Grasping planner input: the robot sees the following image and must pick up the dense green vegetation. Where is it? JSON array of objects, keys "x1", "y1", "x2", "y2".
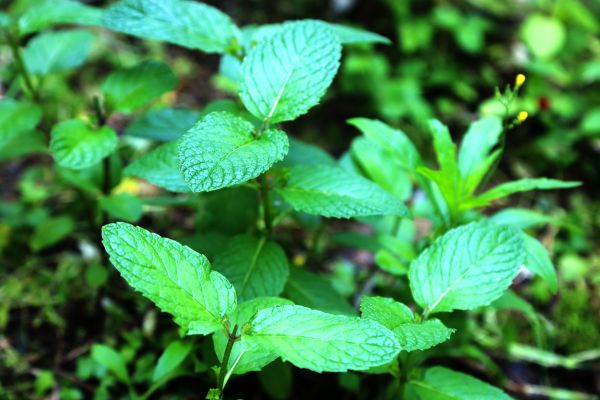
[{"x1": 1, "y1": 0, "x2": 599, "y2": 399}]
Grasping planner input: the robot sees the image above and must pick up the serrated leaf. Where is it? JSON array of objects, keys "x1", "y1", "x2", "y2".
[
  {"x1": 101, "y1": 222, "x2": 236, "y2": 335},
  {"x1": 124, "y1": 142, "x2": 191, "y2": 192},
  {"x1": 91, "y1": 344, "x2": 129, "y2": 384},
  {"x1": 284, "y1": 268, "x2": 355, "y2": 315},
  {"x1": 50, "y1": 120, "x2": 117, "y2": 170},
  {"x1": 409, "y1": 222, "x2": 525, "y2": 315},
  {"x1": 277, "y1": 165, "x2": 408, "y2": 218},
  {"x1": 245, "y1": 305, "x2": 401, "y2": 372},
  {"x1": 470, "y1": 178, "x2": 581, "y2": 207},
  {"x1": 152, "y1": 341, "x2": 192, "y2": 383},
  {"x1": 178, "y1": 112, "x2": 288, "y2": 192},
  {"x1": 523, "y1": 234, "x2": 557, "y2": 292},
  {"x1": 0, "y1": 99, "x2": 42, "y2": 149},
  {"x1": 23, "y1": 30, "x2": 94, "y2": 75},
  {"x1": 18, "y1": 0, "x2": 102, "y2": 35},
  {"x1": 213, "y1": 297, "x2": 293, "y2": 375},
  {"x1": 99, "y1": 193, "x2": 143, "y2": 223},
  {"x1": 360, "y1": 296, "x2": 414, "y2": 328},
  {"x1": 329, "y1": 24, "x2": 390, "y2": 44},
  {"x1": 101, "y1": 61, "x2": 178, "y2": 113},
  {"x1": 213, "y1": 235, "x2": 289, "y2": 301},
  {"x1": 240, "y1": 20, "x2": 341, "y2": 123},
  {"x1": 125, "y1": 108, "x2": 199, "y2": 142},
  {"x1": 102, "y1": 0, "x2": 240, "y2": 53},
  {"x1": 410, "y1": 366, "x2": 511, "y2": 400}
]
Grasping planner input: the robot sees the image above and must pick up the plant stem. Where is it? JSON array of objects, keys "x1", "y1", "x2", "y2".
[
  {"x1": 4, "y1": 29, "x2": 39, "y2": 101},
  {"x1": 259, "y1": 175, "x2": 272, "y2": 235},
  {"x1": 217, "y1": 325, "x2": 239, "y2": 399}
]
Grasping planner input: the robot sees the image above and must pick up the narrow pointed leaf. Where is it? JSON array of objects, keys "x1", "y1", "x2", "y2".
[
  {"x1": 458, "y1": 116, "x2": 502, "y2": 179},
  {"x1": 472, "y1": 178, "x2": 581, "y2": 206},
  {"x1": 523, "y1": 234, "x2": 557, "y2": 292},
  {"x1": 152, "y1": 341, "x2": 192, "y2": 383},
  {"x1": 329, "y1": 24, "x2": 390, "y2": 44}
]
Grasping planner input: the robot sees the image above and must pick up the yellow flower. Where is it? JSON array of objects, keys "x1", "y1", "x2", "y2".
[
  {"x1": 515, "y1": 73, "x2": 526, "y2": 88},
  {"x1": 517, "y1": 111, "x2": 528, "y2": 122},
  {"x1": 113, "y1": 177, "x2": 141, "y2": 195}
]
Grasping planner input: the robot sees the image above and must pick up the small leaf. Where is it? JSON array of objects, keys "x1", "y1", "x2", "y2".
[
  {"x1": 245, "y1": 305, "x2": 401, "y2": 372},
  {"x1": 178, "y1": 112, "x2": 288, "y2": 192},
  {"x1": 18, "y1": 0, "x2": 102, "y2": 35},
  {"x1": 30, "y1": 215, "x2": 75, "y2": 251},
  {"x1": 102, "y1": 222, "x2": 236, "y2": 335},
  {"x1": 213, "y1": 235, "x2": 289, "y2": 301},
  {"x1": 410, "y1": 366, "x2": 511, "y2": 400},
  {"x1": 91, "y1": 344, "x2": 129, "y2": 384},
  {"x1": 409, "y1": 222, "x2": 525, "y2": 315},
  {"x1": 152, "y1": 341, "x2": 192, "y2": 383},
  {"x1": 277, "y1": 165, "x2": 409, "y2": 218},
  {"x1": 285, "y1": 268, "x2": 355, "y2": 315},
  {"x1": 458, "y1": 116, "x2": 502, "y2": 180},
  {"x1": 523, "y1": 234, "x2": 557, "y2": 293},
  {"x1": 50, "y1": 120, "x2": 118, "y2": 170},
  {"x1": 102, "y1": 0, "x2": 240, "y2": 53},
  {"x1": 99, "y1": 193, "x2": 143, "y2": 223},
  {"x1": 23, "y1": 30, "x2": 94, "y2": 75},
  {"x1": 0, "y1": 99, "x2": 42, "y2": 149},
  {"x1": 471, "y1": 178, "x2": 581, "y2": 206},
  {"x1": 125, "y1": 108, "x2": 200, "y2": 141},
  {"x1": 101, "y1": 61, "x2": 178, "y2": 113},
  {"x1": 329, "y1": 24, "x2": 391, "y2": 44},
  {"x1": 489, "y1": 208, "x2": 555, "y2": 230},
  {"x1": 240, "y1": 20, "x2": 341, "y2": 123},
  {"x1": 124, "y1": 142, "x2": 191, "y2": 192}
]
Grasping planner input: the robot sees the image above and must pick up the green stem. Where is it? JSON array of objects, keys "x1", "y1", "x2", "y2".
[
  {"x1": 5, "y1": 29, "x2": 39, "y2": 101},
  {"x1": 217, "y1": 325, "x2": 239, "y2": 398},
  {"x1": 259, "y1": 175, "x2": 272, "y2": 235}
]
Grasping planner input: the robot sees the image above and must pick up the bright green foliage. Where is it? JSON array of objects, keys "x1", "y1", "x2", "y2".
[
  {"x1": 23, "y1": 30, "x2": 94, "y2": 75},
  {"x1": 213, "y1": 297, "x2": 293, "y2": 375},
  {"x1": 17, "y1": 0, "x2": 102, "y2": 35},
  {"x1": 178, "y1": 112, "x2": 288, "y2": 192},
  {"x1": 360, "y1": 296, "x2": 454, "y2": 351},
  {"x1": 521, "y1": 14, "x2": 566, "y2": 59},
  {"x1": 409, "y1": 222, "x2": 525, "y2": 315},
  {"x1": 468, "y1": 178, "x2": 581, "y2": 207},
  {"x1": 101, "y1": 222, "x2": 236, "y2": 335},
  {"x1": 457, "y1": 116, "x2": 502, "y2": 180},
  {"x1": 101, "y1": 61, "x2": 178, "y2": 113},
  {"x1": 152, "y1": 341, "x2": 192, "y2": 383},
  {"x1": 214, "y1": 235, "x2": 289, "y2": 301},
  {"x1": 277, "y1": 165, "x2": 409, "y2": 218},
  {"x1": 329, "y1": 24, "x2": 391, "y2": 44},
  {"x1": 102, "y1": 0, "x2": 240, "y2": 53},
  {"x1": 239, "y1": 20, "x2": 341, "y2": 123},
  {"x1": 0, "y1": 99, "x2": 42, "y2": 149},
  {"x1": 124, "y1": 142, "x2": 190, "y2": 192},
  {"x1": 50, "y1": 120, "x2": 117, "y2": 170},
  {"x1": 410, "y1": 366, "x2": 511, "y2": 400},
  {"x1": 99, "y1": 193, "x2": 143, "y2": 223},
  {"x1": 279, "y1": 137, "x2": 336, "y2": 167},
  {"x1": 91, "y1": 344, "x2": 130, "y2": 384},
  {"x1": 284, "y1": 268, "x2": 355, "y2": 315},
  {"x1": 523, "y1": 234, "x2": 558, "y2": 292},
  {"x1": 245, "y1": 305, "x2": 401, "y2": 372},
  {"x1": 125, "y1": 108, "x2": 200, "y2": 141},
  {"x1": 489, "y1": 208, "x2": 555, "y2": 230}
]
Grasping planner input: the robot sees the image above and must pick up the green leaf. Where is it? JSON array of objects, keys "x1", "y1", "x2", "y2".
[
  {"x1": 0, "y1": 129, "x2": 46, "y2": 161},
  {"x1": 284, "y1": 268, "x2": 355, "y2": 315},
  {"x1": 102, "y1": 0, "x2": 240, "y2": 53},
  {"x1": 18, "y1": 0, "x2": 102, "y2": 35},
  {"x1": 178, "y1": 112, "x2": 288, "y2": 192},
  {"x1": 240, "y1": 20, "x2": 341, "y2": 123},
  {"x1": 523, "y1": 234, "x2": 557, "y2": 293},
  {"x1": 30, "y1": 215, "x2": 75, "y2": 251},
  {"x1": 245, "y1": 305, "x2": 401, "y2": 372},
  {"x1": 101, "y1": 61, "x2": 178, "y2": 113},
  {"x1": 0, "y1": 99, "x2": 42, "y2": 149},
  {"x1": 458, "y1": 116, "x2": 502, "y2": 180},
  {"x1": 124, "y1": 142, "x2": 191, "y2": 192},
  {"x1": 91, "y1": 344, "x2": 129, "y2": 384},
  {"x1": 329, "y1": 24, "x2": 390, "y2": 44},
  {"x1": 213, "y1": 235, "x2": 289, "y2": 301},
  {"x1": 489, "y1": 208, "x2": 555, "y2": 230},
  {"x1": 471, "y1": 178, "x2": 581, "y2": 207},
  {"x1": 125, "y1": 108, "x2": 199, "y2": 141},
  {"x1": 360, "y1": 296, "x2": 413, "y2": 328},
  {"x1": 152, "y1": 341, "x2": 192, "y2": 383},
  {"x1": 101, "y1": 222, "x2": 236, "y2": 335},
  {"x1": 277, "y1": 165, "x2": 409, "y2": 218},
  {"x1": 50, "y1": 120, "x2": 118, "y2": 170},
  {"x1": 213, "y1": 297, "x2": 293, "y2": 375},
  {"x1": 521, "y1": 14, "x2": 566, "y2": 59},
  {"x1": 278, "y1": 137, "x2": 336, "y2": 167},
  {"x1": 23, "y1": 30, "x2": 94, "y2": 75},
  {"x1": 99, "y1": 193, "x2": 143, "y2": 223},
  {"x1": 409, "y1": 222, "x2": 525, "y2": 315},
  {"x1": 410, "y1": 366, "x2": 511, "y2": 400}
]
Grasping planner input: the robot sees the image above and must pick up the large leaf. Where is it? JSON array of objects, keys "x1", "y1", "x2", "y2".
[
  {"x1": 50, "y1": 119, "x2": 118, "y2": 170},
  {"x1": 178, "y1": 112, "x2": 288, "y2": 192},
  {"x1": 125, "y1": 108, "x2": 200, "y2": 141},
  {"x1": 409, "y1": 222, "x2": 525, "y2": 315},
  {"x1": 102, "y1": 0, "x2": 240, "y2": 53},
  {"x1": 0, "y1": 99, "x2": 42, "y2": 149},
  {"x1": 23, "y1": 30, "x2": 94, "y2": 75},
  {"x1": 410, "y1": 366, "x2": 511, "y2": 400},
  {"x1": 101, "y1": 222, "x2": 236, "y2": 335},
  {"x1": 213, "y1": 297, "x2": 293, "y2": 375},
  {"x1": 240, "y1": 20, "x2": 341, "y2": 123},
  {"x1": 277, "y1": 165, "x2": 409, "y2": 218},
  {"x1": 523, "y1": 234, "x2": 557, "y2": 293},
  {"x1": 244, "y1": 305, "x2": 400, "y2": 372},
  {"x1": 124, "y1": 142, "x2": 191, "y2": 192},
  {"x1": 101, "y1": 61, "x2": 178, "y2": 113},
  {"x1": 213, "y1": 235, "x2": 289, "y2": 301},
  {"x1": 18, "y1": 0, "x2": 102, "y2": 35},
  {"x1": 470, "y1": 178, "x2": 581, "y2": 207}
]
